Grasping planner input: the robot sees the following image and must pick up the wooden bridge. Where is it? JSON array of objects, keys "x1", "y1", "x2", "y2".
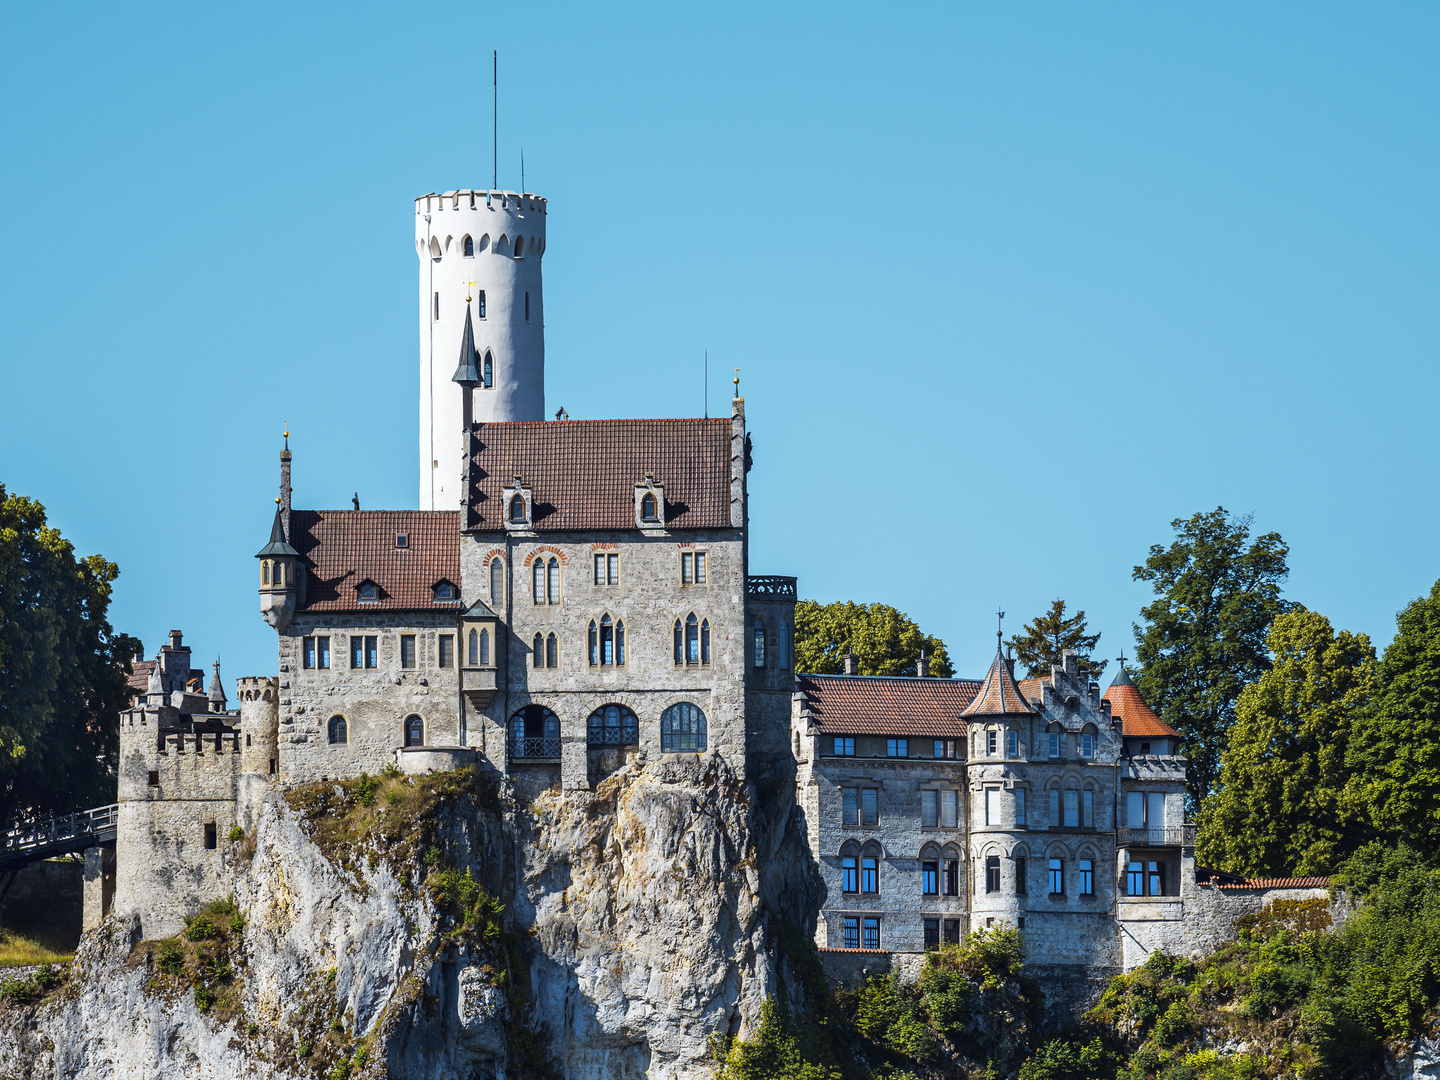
[{"x1": 0, "y1": 804, "x2": 118, "y2": 869}]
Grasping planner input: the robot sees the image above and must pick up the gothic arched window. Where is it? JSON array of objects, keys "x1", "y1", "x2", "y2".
[
  {"x1": 490, "y1": 558, "x2": 504, "y2": 604},
  {"x1": 547, "y1": 558, "x2": 560, "y2": 604},
  {"x1": 479, "y1": 628, "x2": 489, "y2": 666},
  {"x1": 587, "y1": 704, "x2": 638, "y2": 747},
  {"x1": 509, "y1": 495, "x2": 526, "y2": 524},
  {"x1": 468, "y1": 628, "x2": 478, "y2": 666},
  {"x1": 545, "y1": 633, "x2": 557, "y2": 668},
  {"x1": 685, "y1": 614, "x2": 699, "y2": 665},
  {"x1": 509, "y1": 705, "x2": 560, "y2": 760},
  {"x1": 701, "y1": 619, "x2": 711, "y2": 665},
  {"x1": 514, "y1": 235, "x2": 525, "y2": 258},
  {"x1": 640, "y1": 492, "x2": 658, "y2": 523},
  {"x1": 404, "y1": 715, "x2": 424, "y2": 747},
  {"x1": 533, "y1": 561, "x2": 545, "y2": 603},
  {"x1": 483, "y1": 351, "x2": 493, "y2": 388},
  {"x1": 600, "y1": 615, "x2": 614, "y2": 666},
  {"x1": 532, "y1": 632, "x2": 544, "y2": 667},
  {"x1": 463, "y1": 234, "x2": 474, "y2": 257},
  {"x1": 753, "y1": 620, "x2": 766, "y2": 669},
  {"x1": 661, "y1": 702, "x2": 707, "y2": 753},
  {"x1": 327, "y1": 715, "x2": 347, "y2": 745}
]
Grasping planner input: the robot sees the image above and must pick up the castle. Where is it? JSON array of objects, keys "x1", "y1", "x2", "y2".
[{"x1": 105, "y1": 186, "x2": 1328, "y2": 983}]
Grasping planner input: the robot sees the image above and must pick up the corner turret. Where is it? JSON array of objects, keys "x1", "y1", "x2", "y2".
[
  {"x1": 257, "y1": 500, "x2": 299, "y2": 631},
  {"x1": 207, "y1": 661, "x2": 227, "y2": 713}
]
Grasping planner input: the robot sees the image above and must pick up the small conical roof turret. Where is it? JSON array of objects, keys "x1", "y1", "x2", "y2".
[
  {"x1": 256, "y1": 501, "x2": 299, "y2": 559},
  {"x1": 207, "y1": 660, "x2": 226, "y2": 711},
  {"x1": 146, "y1": 658, "x2": 164, "y2": 698},
  {"x1": 961, "y1": 642, "x2": 1035, "y2": 717},
  {"x1": 452, "y1": 299, "x2": 482, "y2": 386}
]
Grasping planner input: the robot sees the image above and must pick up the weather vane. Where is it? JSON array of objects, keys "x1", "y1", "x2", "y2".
[
  {"x1": 464, "y1": 280, "x2": 479, "y2": 302},
  {"x1": 996, "y1": 607, "x2": 1005, "y2": 643}
]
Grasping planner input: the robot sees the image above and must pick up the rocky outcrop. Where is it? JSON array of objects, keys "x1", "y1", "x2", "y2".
[{"x1": 0, "y1": 754, "x2": 817, "y2": 1079}]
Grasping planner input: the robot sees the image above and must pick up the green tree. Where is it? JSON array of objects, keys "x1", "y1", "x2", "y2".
[
  {"x1": 1005, "y1": 600, "x2": 1107, "y2": 680},
  {"x1": 1194, "y1": 608, "x2": 1377, "y2": 877},
  {"x1": 1132, "y1": 508, "x2": 1290, "y2": 811},
  {"x1": 712, "y1": 999, "x2": 843, "y2": 1080},
  {"x1": 1350, "y1": 579, "x2": 1440, "y2": 852},
  {"x1": 0, "y1": 485, "x2": 138, "y2": 836},
  {"x1": 794, "y1": 600, "x2": 953, "y2": 678}
]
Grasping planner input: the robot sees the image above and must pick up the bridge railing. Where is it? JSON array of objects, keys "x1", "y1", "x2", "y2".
[{"x1": 1, "y1": 804, "x2": 119, "y2": 854}]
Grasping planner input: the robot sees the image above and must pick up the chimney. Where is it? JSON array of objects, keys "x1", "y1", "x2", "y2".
[
  {"x1": 916, "y1": 650, "x2": 928, "y2": 678},
  {"x1": 1004, "y1": 648, "x2": 1017, "y2": 680},
  {"x1": 843, "y1": 649, "x2": 858, "y2": 677},
  {"x1": 168, "y1": 630, "x2": 183, "y2": 651},
  {"x1": 279, "y1": 440, "x2": 292, "y2": 539}
]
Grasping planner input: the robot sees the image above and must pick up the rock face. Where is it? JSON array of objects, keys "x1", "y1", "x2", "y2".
[{"x1": 0, "y1": 755, "x2": 817, "y2": 1079}]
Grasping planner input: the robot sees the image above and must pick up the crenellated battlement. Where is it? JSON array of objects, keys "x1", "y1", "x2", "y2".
[
  {"x1": 235, "y1": 675, "x2": 278, "y2": 703},
  {"x1": 415, "y1": 189, "x2": 546, "y2": 214}
]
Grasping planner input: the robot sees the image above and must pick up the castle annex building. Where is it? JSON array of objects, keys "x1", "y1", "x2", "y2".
[{"x1": 105, "y1": 186, "x2": 1328, "y2": 980}]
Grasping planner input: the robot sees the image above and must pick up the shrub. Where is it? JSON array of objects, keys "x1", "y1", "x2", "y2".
[
  {"x1": 1019, "y1": 1035, "x2": 1117, "y2": 1080},
  {"x1": 354, "y1": 772, "x2": 380, "y2": 808},
  {"x1": 227, "y1": 825, "x2": 245, "y2": 842},
  {"x1": 0, "y1": 977, "x2": 37, "y2": 1006},
  {"x1": 32, "y1": 964, "x2": 60, "y2": 991},
  {"x1": 712, "y1": 998, "x2": 843, "y2": 1080},
  {"x1": 156, "y1": 939, "x2": 185, "y2": 975},
  {"x1": 184, "y1": 916, "x2": 218, "y2": 942},
  {"x1": 381, "y1": 761, "x2": 401, "y2": 778},
  {"x1": 1152, "y1": 1000, "x2": 1189, "y2": 1046},
  {"x1": 194, "y1": 984, "x2": 216, "y2": 1012}
]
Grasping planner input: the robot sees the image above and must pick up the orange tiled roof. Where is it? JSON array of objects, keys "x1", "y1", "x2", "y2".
[
  {"x1": 1218, "y1": 877, "x2": 1329, "y2": 890},
  {"x1": 960, "y1": 648, "x2": 1034, "y2": 717},
  {"x1": 469, "y1": 418, "x2": 734, "y2": 531},
  {"x1": 797, "y1": 674, "x2": 979, "y2": 738},
  {"x1": 1102, "y1": 669, "x2": 1180, "y2": 739},
  {"x1": 290, "y1": 510, "x2": 461, "y2": 613}
]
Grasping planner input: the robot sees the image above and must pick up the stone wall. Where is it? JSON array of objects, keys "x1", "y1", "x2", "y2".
[
  {"x1": 1, "y1": 858, "x2": 83, "y2": 948},
  {"x1": 1120, "y1": 884, "x2": 1336, "y2": 968},
  {"x1": 279, "y1": 612, "x2": 461, "y2": 785},
  {"x1": 113, "y1": 798, "x2": 238, "y2": 939},
  {"x1": 458, "y1": 527, "x2": 750, "y2": 784}
]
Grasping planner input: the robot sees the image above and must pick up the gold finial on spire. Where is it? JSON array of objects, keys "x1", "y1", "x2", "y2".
[
  {"x1": 283, "y1": 422, "x2": 290, "y2": 450},
  {"x1": 733, "y1": 368, "x2": 740, "y2": 398},
  {"x1": 275, "y1": 496, "x2": 281, "y2": 505}
]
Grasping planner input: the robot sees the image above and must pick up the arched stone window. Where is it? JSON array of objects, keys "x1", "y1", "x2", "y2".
[
  {"x1": 660, "y1": 702, "x2": 707, "y2": 753},
  {"x1": 532, "y1": 632, "x2": 544, "y2": 667},
  {"x1": 547, "y1": 559, "x2": 560, "y2": 604},
  {"x1": 261, "y1": 561, "x2": 269, "y2": 585},
  {"x1": 753, "y1": 619, "x2": 766, "y2": 669},
  {"x1": 533, "y1": 561, "x2": 545, "y2": 603},
  {"x1": 509, "y1": 705, "x2": 560, "y2": 760},
  {"x1": 509, "y1": 495, "x2": 526, "y2": 523},
  {"x1": 490, "y1": 558, "x2": 504, "y2": 604},
  {"x1": 1079, "y1": 724, "x2": 1098, "y2": 760},
  {"x1": 479, "y1": 628, "x2": 489, "y2": 665},
  {"x1": 545, "y1": 633, "x2": 557, "y2": 668},
  {"x1": 920, "y1": 841, "x2": 941, "y2": 897},
  {"x1": 462, "y1": 234, "x2": 474, "y2": 257},
  {"x1": 327, "y1": 715, "x2": 347, "y2": 745},
  {"x1": 483, "y1": 351, "x2": 493, "y2": 388},
  {"x1": 514, "y1": 235, "x2": 525, "y2": 258},
  {"x1": 861, "y1": 841, "x2": 882, "y2": 895},
  {"x1": 586, "y1": 704, "x2": 638, "y2": 747},
  {"x1": 840, "y1": 839, "x2": 861, "y2": 893},
  {"x1": 404, "y1": 715, "x2": 424, "y2": 747},
  {"x1": 468, "y1": 628, "x2": 479, "y2": 666},
  {"x1": 640, "y1": 492, "x2": 658, "y2": 523}
]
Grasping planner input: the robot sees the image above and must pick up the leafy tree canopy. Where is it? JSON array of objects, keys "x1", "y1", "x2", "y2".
[
  {"x1": 1350, "y1": 578, "x2": 1440, "y2": 852},
  {"x1": 1005, "y1": 600, "x2": 1107, "y2": 680},
  {"x1": 1195, "y1": 607, "x2": 1377, "y2": 878},
  {"x1": 1132, "y1": 507, "x2": 1290, "y2": 811},
  {"x1": 794, "y1": 600, "x2": 952, "y2": 678},
  {"x1": 0, "y1": 484, "x2": 138, "y2": 833}
]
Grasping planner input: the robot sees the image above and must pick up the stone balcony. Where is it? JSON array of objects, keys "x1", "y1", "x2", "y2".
[{"x1": 1121, "y1": 755, "x2": 1187, "y2": 781}]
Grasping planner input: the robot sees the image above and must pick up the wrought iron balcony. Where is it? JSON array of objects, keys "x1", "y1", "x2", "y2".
[
  {"x1": 587, "y1": 722, "x2": 639, "y2": 748},
  {"x1": 1120, "y1": 826, "x2": 1195, "y2": 848},
  {"x1": 746, "y1": 575, "x2": 797, "y2": 599},
  {"x1": 509, "y1": 737, "x2": 561, "y2": 762}
]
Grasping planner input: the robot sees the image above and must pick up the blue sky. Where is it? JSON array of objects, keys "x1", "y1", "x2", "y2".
[{"x1": 2, "y1": 3, "x2": 1436, "y2": 687}]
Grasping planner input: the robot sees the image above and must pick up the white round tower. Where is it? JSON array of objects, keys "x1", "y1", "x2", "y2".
[{"x1": 416, "y1": 189, "x2": 547, "y2": 511}]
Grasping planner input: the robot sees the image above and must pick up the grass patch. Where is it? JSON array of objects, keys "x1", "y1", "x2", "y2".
[
  {"x1": 0, "y1": 929, "x2": 72, "y2": 968},
  {"x1": 0, "y1": 961, "x2": 64, "y2": 1008},
  {"x1": 131, "y1": 894, "x2": 247, "y2": 1025}
]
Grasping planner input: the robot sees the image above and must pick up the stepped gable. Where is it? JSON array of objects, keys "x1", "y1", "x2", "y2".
[
  {"x1": 1102, "y1": 667, "x2": 1180, "y2": 738},
  {"x1": 288, "y1": 509, "x2": 461, "y2": 612},
  {"x1": 960, "y1": 646, "x2": 1035, "y2": 717},
  {"x1": 468, "y1": 418, "x2": 733, "y2": 530},
  {"x1": 796, "y1": 673, "x2": 980, "y2": 737}
]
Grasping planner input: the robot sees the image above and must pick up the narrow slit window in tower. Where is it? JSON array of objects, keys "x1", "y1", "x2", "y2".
[
  {"x1": 525, "y1": 292, "x2": 530, "y2": 321},
  {"x1": 434, "y1": 292, "x2": 440, "y2": 320}
]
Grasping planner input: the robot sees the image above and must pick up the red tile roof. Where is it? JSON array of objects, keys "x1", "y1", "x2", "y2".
[
  {"x1": 797, "y1": 674, "x2": 980, "y2": 738},
  {"x1": 127, "y1": 660, "x2": 155, "y2": 694},
  {"x1": 289, "y1": 510, "x2": 461, "y2": 613},
  {"x1": 1102, "y1": 670, "x2": 1180, "y2": 739},
  {"x1": 961, "y1": 650, "x2": 1035, "y2": 717},
  {"x1": 1217, "y1": 877, "x2": 1330, "y2": 890},
  {"x1": 468, "y1": 419, "x2": 734, "y2": 531}
]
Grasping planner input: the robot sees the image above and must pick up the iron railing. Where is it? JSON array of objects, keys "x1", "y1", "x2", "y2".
[
  {"x1": 2, "y1": 803, "x2": 119, "y2": 856},
  {"x1": 746, "y1": 575, "x2": 797, "y2": 599},
  {"x1": 1120, "y1": 826, "x2": 1195, "y2": 848},
  {"x1": 510, "y1": 737, "x2": 561, "y2": 761},
  {"x1": 587, "y1": 722, "x2": 639, "y2": 748}
]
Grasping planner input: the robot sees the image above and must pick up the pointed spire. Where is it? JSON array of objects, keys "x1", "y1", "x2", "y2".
[
  {"x1": 961, "y1": 641, "x2": 1034, "y2": 717},
  {"x1": 146, "y1": 659, "x2": 164, "y2": 698},
  {"x1": 452, "y1": 299, "x2": 482, "y2": 386},
  {"x1": 208, "y1": 660, "x2": 226, "y2": 711},
  {"x1": 256, "y1": 500, "x2": 299, "y2": 558}
]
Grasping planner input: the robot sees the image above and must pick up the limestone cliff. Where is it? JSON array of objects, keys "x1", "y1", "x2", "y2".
[{"x1": 0, "y1": 756, "x2": 818, "y2": 1079}]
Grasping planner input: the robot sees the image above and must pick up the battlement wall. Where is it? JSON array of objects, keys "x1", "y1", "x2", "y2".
[{"x1": 415, "y1": 189, "x2": 546, "y2": 215}]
